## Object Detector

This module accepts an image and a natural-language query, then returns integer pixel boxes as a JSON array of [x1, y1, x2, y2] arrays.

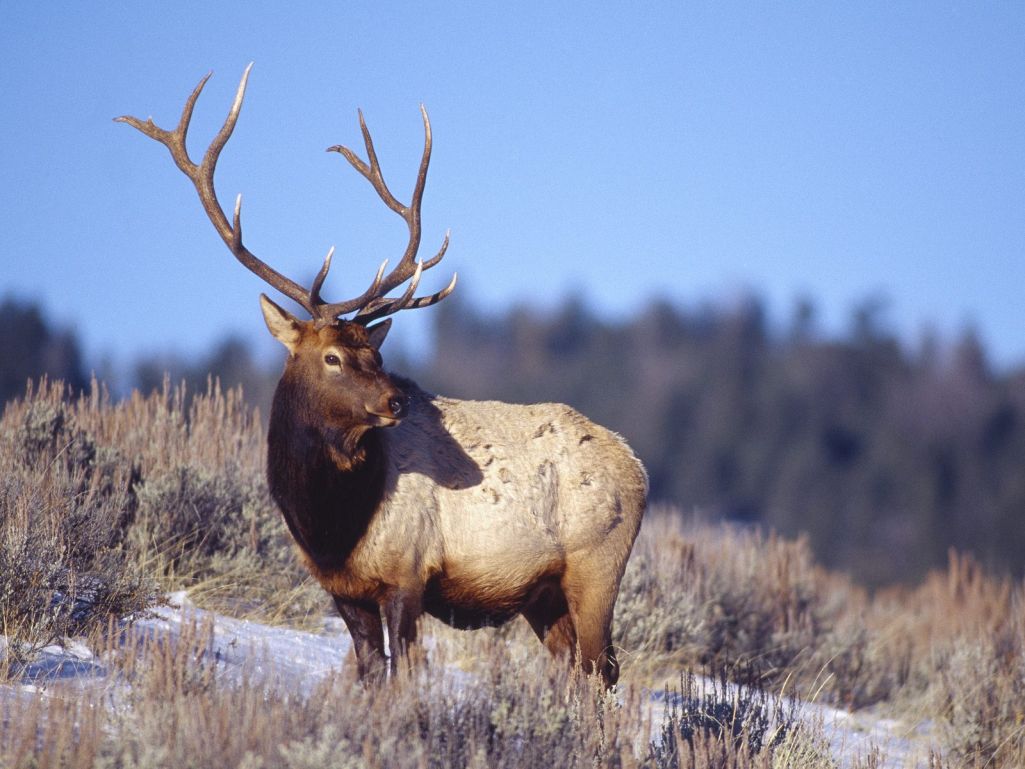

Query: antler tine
[[326, 105, 447, 301], [356, 260, 424, 320], [350, 265, 418, 322], [114, 72, 210, 174], [357, 271, 459, 324], [421, 229, 450, 271], [309, 246, 336, 306], [326, 110, 403, 214], [312, 258, 390, 325], [117, 65, 315, 314], [407, 271, 458, 309]]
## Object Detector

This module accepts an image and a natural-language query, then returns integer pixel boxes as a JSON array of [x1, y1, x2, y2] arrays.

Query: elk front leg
[[384, 589, 423, 675], [333, 596, 387, 683]]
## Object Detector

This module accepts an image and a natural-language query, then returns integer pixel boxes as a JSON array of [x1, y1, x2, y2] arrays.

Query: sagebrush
[[1, 378, 1024, 767]]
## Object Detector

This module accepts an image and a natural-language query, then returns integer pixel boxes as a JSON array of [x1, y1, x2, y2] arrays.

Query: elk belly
[[421, 567, 561, 629]]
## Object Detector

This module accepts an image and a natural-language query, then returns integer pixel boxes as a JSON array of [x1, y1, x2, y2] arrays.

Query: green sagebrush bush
[[133, 461, 272, 571], [130, 458, 321, 622], [937, 640, 1025, 766], [0, 377, 318, 674], [0, 387, 154, 673], [648, 670, 797, 767], [615, 512, 872, 706]]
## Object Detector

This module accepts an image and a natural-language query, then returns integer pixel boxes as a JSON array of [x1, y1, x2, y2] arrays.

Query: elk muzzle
[[365, 390, 409, 425]]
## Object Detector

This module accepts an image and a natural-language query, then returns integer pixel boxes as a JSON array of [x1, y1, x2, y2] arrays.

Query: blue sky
[[1, 3, 1023, 369]]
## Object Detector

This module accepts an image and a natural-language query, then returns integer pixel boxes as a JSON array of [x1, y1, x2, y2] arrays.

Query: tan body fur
[[273, 367, 647, 685], [330, 385, 641, 645]]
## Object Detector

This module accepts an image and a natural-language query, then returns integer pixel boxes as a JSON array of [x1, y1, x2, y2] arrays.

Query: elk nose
[[387, 394, 409, 419]]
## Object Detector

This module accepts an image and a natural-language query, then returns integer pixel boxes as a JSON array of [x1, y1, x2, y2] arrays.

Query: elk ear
[[259, 294, 302, 353], [365, 319, 392, 351]]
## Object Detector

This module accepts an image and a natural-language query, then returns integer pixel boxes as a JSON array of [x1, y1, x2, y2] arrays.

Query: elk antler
[[116, 64, 456, 326], [327, 107, 456, 323]]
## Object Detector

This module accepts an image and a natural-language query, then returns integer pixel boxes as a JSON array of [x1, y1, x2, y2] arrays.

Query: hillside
[[0, 380, 1022, 767]]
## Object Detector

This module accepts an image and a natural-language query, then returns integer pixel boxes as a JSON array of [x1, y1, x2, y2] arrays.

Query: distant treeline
[[3, 293, 1023, 586]]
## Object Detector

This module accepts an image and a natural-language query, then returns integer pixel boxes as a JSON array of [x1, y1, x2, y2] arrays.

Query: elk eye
[[324, 354, 341, 367]]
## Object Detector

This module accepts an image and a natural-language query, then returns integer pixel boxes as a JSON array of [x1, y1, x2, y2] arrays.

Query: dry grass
[[619, 514, 1025, 766], [0, 377, 322, 652], [0, 381, 157, 672], [0, 614, 824, 769], [1, 377, 1024, 767], [616, 512, 864, 697]]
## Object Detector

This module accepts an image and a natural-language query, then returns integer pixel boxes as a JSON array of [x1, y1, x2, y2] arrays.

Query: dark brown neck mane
[[266, 370, 387, 572]]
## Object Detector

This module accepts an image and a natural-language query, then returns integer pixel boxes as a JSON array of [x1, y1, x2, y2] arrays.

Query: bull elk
[[117, 65, 647, 686]]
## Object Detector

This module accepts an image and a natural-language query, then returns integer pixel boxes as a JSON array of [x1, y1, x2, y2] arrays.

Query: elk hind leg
[[562, 572, 619, 687]]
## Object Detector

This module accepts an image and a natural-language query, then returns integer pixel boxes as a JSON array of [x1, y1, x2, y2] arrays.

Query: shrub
[[133, 462, 267, 571], [0, 377, 319, 674], [922, 581, 1025, 768], [615, 511, 872, 705], [1, 614, 823, 769], [648, 669, 801, 767], [0, 383, 155, 674], [4, 376, 1025, 768], [130, 459, 321, 623]]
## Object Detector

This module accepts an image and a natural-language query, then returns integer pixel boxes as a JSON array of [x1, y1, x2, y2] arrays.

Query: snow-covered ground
[[3, 593, 938, 767], [10, 592, 350, 693]]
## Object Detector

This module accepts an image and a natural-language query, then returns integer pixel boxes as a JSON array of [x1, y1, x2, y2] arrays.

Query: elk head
[[116, 64, 455, 434], [259, 294, 408, 432]]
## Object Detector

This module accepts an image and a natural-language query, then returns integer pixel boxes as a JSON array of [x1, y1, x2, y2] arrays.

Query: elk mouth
[[364, 409, 402, 427]]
